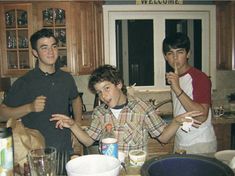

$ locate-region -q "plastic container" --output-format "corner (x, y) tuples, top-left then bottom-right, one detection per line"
(100, 124), (118, 158)
(0, 127), (14, 175)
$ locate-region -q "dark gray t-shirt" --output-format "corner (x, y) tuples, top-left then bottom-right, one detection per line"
(3, 67), (79, 152)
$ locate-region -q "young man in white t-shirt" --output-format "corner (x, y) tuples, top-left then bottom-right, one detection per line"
(163, 32), (217, 154)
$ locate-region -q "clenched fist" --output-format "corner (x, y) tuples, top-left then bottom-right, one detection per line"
(30, 96), (46, 112)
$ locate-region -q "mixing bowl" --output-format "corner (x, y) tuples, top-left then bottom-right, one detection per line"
(66, 154), (121, 176)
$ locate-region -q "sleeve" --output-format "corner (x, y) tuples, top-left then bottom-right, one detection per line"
(144, 106), (167, 138)
(85, 110), (103, 141)
(3, 78), (30, 107)
(192, 71), (212, 105)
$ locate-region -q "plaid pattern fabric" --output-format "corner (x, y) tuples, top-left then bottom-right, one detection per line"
(86, 95), (166, 153)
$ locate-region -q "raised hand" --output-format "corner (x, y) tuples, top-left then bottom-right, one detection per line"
(165, 72), (180, 88)
(174, 111), (202, 128)
(50, 114), (75, 129)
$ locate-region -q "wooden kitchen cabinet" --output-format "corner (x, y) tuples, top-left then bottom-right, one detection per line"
(0, 1), (104, 77)
(216, 1), (235, 70)
(214, 124), (231, 151)
(72, 1), (104, 75)
(35, 2), (75, 73)
(0, 3), (34, 77)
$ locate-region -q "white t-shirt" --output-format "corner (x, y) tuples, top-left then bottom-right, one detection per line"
(172, 67), (217, 153)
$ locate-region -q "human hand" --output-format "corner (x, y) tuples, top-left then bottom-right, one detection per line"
(30, 96), (46, 112)
(173, 111), (202, 128)
(50, 114), (75, 129)
(165, 72), (180, 88)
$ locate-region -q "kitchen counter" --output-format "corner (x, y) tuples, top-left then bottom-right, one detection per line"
(79, 111), (235, 156)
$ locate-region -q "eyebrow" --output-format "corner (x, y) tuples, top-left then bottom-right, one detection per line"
(39, 42), (57, 49)
(96, 83), (112, 92)
(168, 48), (185, 52)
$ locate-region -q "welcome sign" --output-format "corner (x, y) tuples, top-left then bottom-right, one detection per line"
(136, 0), (183, 4)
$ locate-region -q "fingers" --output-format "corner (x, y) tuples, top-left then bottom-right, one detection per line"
(175, 111), (203, 126)
(183, 111), (203, 117)
(51, 114), (69, 120)
(50, 114), (74, 129)
(33, 96), (47, 112)
(166, 72), (179, 86)
(37, 95), (47, 99)
(174, 62), (178, 74)
(192, 120), (201, 128)
(55, 121), (64, 129)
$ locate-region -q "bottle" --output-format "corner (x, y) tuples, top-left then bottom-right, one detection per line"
(100, 124), (118, 158)
(0, 127), (14, 176)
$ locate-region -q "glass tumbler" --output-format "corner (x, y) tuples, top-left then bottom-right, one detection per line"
(27, 147), (57, 176)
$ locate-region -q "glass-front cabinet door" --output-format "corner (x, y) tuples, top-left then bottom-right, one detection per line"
(36, 2), (74, 73)
(0, 4), (33, 77)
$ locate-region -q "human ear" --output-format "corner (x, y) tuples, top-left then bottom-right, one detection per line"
(187, 50), (191, 59)
(117, 81), (123, 90)
(32, 49), (38, 58)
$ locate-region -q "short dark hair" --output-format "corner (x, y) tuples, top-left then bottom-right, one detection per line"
(30, 28), (58, 50)
(162, 32), (190, 55)
(88, 65), (127, 95)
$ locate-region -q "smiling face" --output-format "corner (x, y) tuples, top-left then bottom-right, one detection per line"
(32, 37), (58, 72)
(164, 48), (190, 74)
(94, 81), (127, 108)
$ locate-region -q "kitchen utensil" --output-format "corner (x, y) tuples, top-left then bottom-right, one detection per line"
(66, 154), (121, 176)
(141, 154), (234, 176)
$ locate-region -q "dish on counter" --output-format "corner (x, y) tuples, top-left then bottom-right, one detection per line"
(214, 150), (235, 164)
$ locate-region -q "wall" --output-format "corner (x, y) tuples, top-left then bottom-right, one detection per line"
(212, 71), (235, 110)
(73, 75), (94, 111)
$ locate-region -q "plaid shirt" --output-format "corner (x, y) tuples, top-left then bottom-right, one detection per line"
(85, 95), (166, 153)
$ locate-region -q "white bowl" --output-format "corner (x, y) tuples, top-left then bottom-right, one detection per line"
(66, 154), (121, 176)
(215, 150), (235, 165)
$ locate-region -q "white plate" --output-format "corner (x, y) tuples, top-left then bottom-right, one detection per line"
(214, 150), (235, 164)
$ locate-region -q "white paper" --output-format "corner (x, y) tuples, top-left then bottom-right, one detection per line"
(181, 116), (193, 133)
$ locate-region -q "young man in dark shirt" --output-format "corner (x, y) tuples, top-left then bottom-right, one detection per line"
(0, 28), (83, 175)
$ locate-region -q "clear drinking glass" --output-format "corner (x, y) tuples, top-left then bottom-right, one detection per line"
(27, 147), (57, 176)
